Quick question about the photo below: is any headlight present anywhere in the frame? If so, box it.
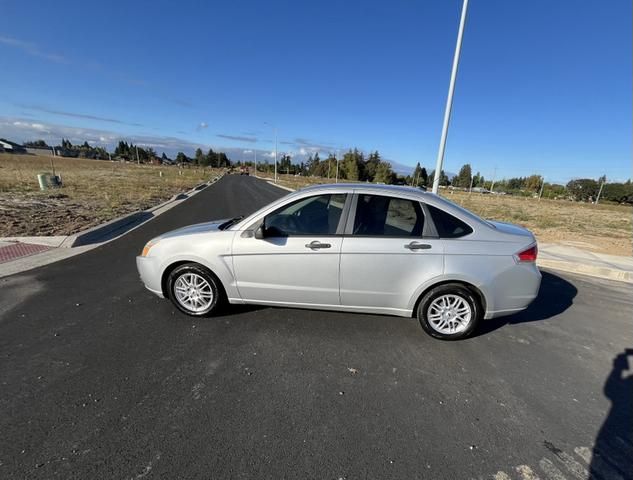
[141,240,159,257]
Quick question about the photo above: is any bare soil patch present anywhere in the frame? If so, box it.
[0,154,221,237]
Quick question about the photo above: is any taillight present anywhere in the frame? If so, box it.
[517,245,538,262]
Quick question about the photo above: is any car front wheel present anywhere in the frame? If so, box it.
[417,283,480,340]
[168,263,222,316]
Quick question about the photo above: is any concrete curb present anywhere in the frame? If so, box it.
[0,236,67,247]
[266,181,295,192]
[537,259,633,284]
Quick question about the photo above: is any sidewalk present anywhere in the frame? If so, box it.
[537,243,633,283]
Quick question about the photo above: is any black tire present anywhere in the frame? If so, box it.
[417,283,481,340]
[167,263,223,317]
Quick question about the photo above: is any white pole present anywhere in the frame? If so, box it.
[136,145,140,165]
[468,173,475,194]
[490,167,497,193]
[335,150,340,183]
[432,0,469,194]
[538,176,545,201]
[274,128,278,183]
[595,180,605,205]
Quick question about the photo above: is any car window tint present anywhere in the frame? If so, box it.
[353,195,423,237]
[427,204,473,238]
[265,194,346,236]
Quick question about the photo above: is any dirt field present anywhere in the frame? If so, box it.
[258,172,633,256]
[0,154,222,237]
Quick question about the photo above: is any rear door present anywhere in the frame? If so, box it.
[339,193,444,314]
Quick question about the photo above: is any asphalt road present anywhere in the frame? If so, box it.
[1,174,631,480]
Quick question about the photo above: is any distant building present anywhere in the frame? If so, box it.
[0,139,27,154]
[26,146,55,156]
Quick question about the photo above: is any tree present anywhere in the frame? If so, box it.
[365,151,381,181]
[375,161,395,184]
[454,164,472,188]
[602,181,633,204]
[428,169,449,187]
[524,174,542,193]
[176,152,189,164]
[24,139,49,148]
[566,178,599,201]
[472,171,484,187]
[341,149,361,181]
[194,148,204,165]
[420,167,428,187]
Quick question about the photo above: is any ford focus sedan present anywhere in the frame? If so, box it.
[137,183,541,340]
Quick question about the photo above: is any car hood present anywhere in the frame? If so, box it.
[487,220,534,238]
[158,219,228,240]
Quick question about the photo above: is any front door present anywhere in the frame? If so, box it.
[231,193,347,307]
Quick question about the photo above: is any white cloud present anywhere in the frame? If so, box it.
[243,149,253,154]
[0,35,69,64]
[198,122,208,129]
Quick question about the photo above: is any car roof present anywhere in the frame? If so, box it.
[298,182,428,197]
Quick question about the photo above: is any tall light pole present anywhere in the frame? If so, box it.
[264,122,278,183]
[432,0,469,194]
[335,150,340,183]
[595,179,606,205]
[254,149,257,177]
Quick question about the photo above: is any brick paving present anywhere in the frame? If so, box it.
[0,243,52,264]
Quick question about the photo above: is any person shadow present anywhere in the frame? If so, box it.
[475,270,578,336]
[590,349,633,480]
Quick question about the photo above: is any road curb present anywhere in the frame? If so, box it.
[537,258,633,284]
[266,181,295,192]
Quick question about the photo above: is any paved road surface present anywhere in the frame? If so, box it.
[1,175,631,479]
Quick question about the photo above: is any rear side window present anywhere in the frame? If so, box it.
[427,204,473,238]
[353,194,424,237]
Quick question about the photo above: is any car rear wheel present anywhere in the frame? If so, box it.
[168,263,222,316]
[417,283,480,340]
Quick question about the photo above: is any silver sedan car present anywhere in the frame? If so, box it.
[137,184,541,340]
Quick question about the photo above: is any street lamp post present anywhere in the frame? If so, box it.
[432,0,469,194]
[264,122,278,183]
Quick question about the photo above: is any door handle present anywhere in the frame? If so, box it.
[405,242,431,250]
[305,240,331,249]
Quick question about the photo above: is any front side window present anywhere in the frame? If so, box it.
[353,194,424,237]
[265,194,346,236]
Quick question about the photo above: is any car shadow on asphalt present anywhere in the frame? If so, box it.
[590,349,633,480]
[474,271,577,336]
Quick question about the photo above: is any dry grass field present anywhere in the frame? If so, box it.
[258,172,632,256]
[0,153,222,237]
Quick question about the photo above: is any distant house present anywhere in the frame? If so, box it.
[0,139,27,154]
[26,146,55,156]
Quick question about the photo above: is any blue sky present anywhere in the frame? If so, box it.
[0,0,630,182]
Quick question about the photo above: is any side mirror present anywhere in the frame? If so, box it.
[254,224,266,239]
